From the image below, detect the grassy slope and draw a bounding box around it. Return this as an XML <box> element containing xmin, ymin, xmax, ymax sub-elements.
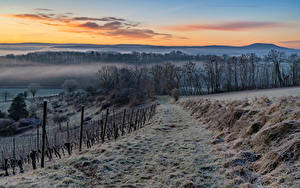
<box><xmin>1</xmin><ymin>88</ymin><xmax>299</xmax><ymax>187</ymax></box>
<box><xmin>180</xmin><ymin>87</ymin><xmax>300</xmax><ymax>187</ymax></box>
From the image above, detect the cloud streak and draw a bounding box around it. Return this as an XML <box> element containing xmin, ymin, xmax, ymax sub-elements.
<box><xmin>162</xmin><ymin>21</ymin><xmax>290</xmax><ymax>32</ymax></box>
<box><xmin>280</xmin><ymin>40</ymin><xmax>300</xmax><ymax>44</ymax></box>
<box><xmin>73</xmin><ymin>16</ymin><xmax>125</xmax><ymax>22</ymax></box>
<box><xmin>3</xmin><ymin>12</ymin><xmax>174</xmax><ymax>40</ymax></box>
<box><xmin>33</xmin><ymin>8</ymin><xmax>53</xmax><ymax>11</ymax></box>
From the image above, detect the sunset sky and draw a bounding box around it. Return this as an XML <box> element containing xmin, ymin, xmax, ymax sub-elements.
<box><xmin>0</xmin><ymin>0</ymin><xmax>300</xmax><ymax>48</ymax></box>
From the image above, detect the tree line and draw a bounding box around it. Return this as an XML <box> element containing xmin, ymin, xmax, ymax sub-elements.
<box><xmin>5</xmin><ymin>51</ymin><xmax>206</xmax><ymax>64</ymax></box>
<box><xmin>96</xmin><ymin>50</ymin><xmax>300</xmax><ymax>96</ymax></box>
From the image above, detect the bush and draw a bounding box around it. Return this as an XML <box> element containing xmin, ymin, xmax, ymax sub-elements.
<box><xmin>62</xmin><ymin>79</ymin><xmax>79</xmax><ymax>93</ymax></box>
<box><xmin>171</xmin><ymin>88</ymin><xmax>180</xmax><ymax>101</ymax></box>
<box><xmin>0</xmin><ymin>110</ymin><xmax>6</xmax><ymax>118</ymax></box>
<box><xmin>8</xmin><ymin>94</ymin><xmax>28</xmax><ymax>121</ymax></box>
<box><xmin>28</xmin><ymin>83</ymin><xmax>40</xmax><ymax>98</ymax></box>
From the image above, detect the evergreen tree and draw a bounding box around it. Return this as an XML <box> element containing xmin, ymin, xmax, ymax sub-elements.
<box><xmin>8</xmin><ymin>94</ymin><xmax>28</xmax><ymax>121</ymax></box>
<box><xmin>0</xmin><ymin>110</ymin><xmax>5</xmax><ymax>118</ymax></box>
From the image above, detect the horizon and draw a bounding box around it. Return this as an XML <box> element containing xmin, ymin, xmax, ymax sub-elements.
<box><xmin>0</xmin><ymin>42</ymin><xmax>299</xmax><ymax>50</ymax></box>
<box><xmin>0</xmin><ymin>0</ymin><xmax>300</xmax><ymax>48</ymax></box>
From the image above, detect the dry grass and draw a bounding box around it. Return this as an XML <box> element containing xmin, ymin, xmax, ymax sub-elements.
<box><xmin>180</xmin><ymin>96</ymin><xmax>300</xmax><ymax>187</ymax></box>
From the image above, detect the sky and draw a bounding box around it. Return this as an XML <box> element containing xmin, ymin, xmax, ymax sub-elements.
<box><xmin>0</xmin><ymin>0</ymin><xmax>300</xmax><ymax>48</ymax></box>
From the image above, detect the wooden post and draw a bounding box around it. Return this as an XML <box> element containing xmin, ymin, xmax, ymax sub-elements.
<box><xmin>41</xmin><ymin>100</ymin><xmax>47</xmax><ymax>168</ymax></box>
<box><xmin>13</xmin><ymin>137</ymin><xmax>16</xmax><ymax>159</ymax></box>
<box><xmin>134</xmin><ymin>110</ymin><xmax>139</xmax><ymax>131</ymax></box>
<box><xmin>45</xmin><ymin>134</ymin><xmax>52</xmax><ymax>161</ymax></box>
<box><xmin>128</xmin><ymin>109</ymin><xmax>134</xmax><ymax>133</ymax></box>
<box><xmin>121</xmin><ymin>109</ymin><xmax>126</xmax><ymax>136</ymax></box>
<box><xmin>37</xmin><ymin>124</ymin><xmax>40</xmax><ymax>151</ymax></box>
<box><xmin>1</xmin><ymin>149</ymin><xmax>4</xmax><ymax>167</ymax></box>
<box><xmin>79</xmin><ymin>105</ymin><xmax>85</xmax><ymax>152</ymax></box>
<box><xmin>102</xmin><ymin>109</ymin><xmax>109</xmax><ymax>143</ymax></box>
<box><xmin>148</xmin><ymin>105</ymin><xmax>153</xmax><ymax>121</ymax></box>
<box><xmin>67</xmin><ymin>122</ymin><xmax>70</xmax><ymax>143</ymax></box>
<box><xmin>142</xmin><ymin>109</ymin><xmax>147</xmax><ymax>125</ymax></box>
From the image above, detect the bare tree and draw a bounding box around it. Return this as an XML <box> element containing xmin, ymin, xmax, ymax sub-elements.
<box><xmin>267</xmin><ymin>50</ymin><xmax>285</xmax><ymax>87</ymax></box>
<box><xmin>62</xmin><ymin>79</ymin><xmax>79</xmax><ymax>93</ymax></box>
<box><xmin>225</xmin><ymin>57</ymin><xmax>233</xmax><ymax>91</ymax></box>
<box><xmin>1</xmin><ymin>90</ymin><xmax>11</xmax><ymax>102</ymax></box>
<box><xmin>97</xmin><ymin>66</ymin><xmax>118</xmax><ymax>90</ymax></box>
<box><xmin>288</xmin><ymin>54</ymin><xmax>299</xmax><ymax>86</ymax></box>
<box><xmin>28</xmin><ymin>83</ymin><xmax>40</xmax><ymax>99</ymax></box>
<box><xmin>239</xmin><ymin>54</ymin><xmax>249</xmax><ymax>90</ymax></box>
<box><xmin>248</xmin><ymin>53</ymin><xmax>259</xmax><ymax>89</ymax></box>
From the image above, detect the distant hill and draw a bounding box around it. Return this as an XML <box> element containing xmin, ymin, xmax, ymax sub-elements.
<box><xmin>242</xmin><ymin>43</ymin><xmax>292</xmax><ymax>50</ymax></box>
<box><xmin>0</xmin><ymin>43</ymin><xmax>299</xmax><ymax>56</ymax></box>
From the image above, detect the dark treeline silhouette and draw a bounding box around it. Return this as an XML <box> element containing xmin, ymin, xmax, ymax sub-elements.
<box><xmin>96</xmin><ymin>50</ymin><xmax>300</xmax><ymax>95</ymax></box>
<box><xmin>5</xmin><ymin>51</ymin><xmax>206</xmax><ymax>64</ymax></box>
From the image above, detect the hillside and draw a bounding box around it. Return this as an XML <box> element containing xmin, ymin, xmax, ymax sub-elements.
<box><xmin>0</xmin><ymin>97</ymin><xmax>226</xmax><ymax>187</ymax></box>
<box><xmin>1</xmin><ymin>88</ymin><xmax>299</xmax><ymax>187</ymax></box>
<box><xmin>180</xmin><ymin>87</ymin><xmax>300</xmax><ymax>187</ymax></box>
<box><xmin>0</xmin><ymin>43</ymin><xmax>299</xmax><ymax>56</ymax></box>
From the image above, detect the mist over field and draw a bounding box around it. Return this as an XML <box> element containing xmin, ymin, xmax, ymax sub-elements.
<box><xmin>0</xmin><ymin>43</ymin><xmax>299</xmax><ymax>88</ymax></box>
<box><xmin>0</xmin><ymin>63</ymin><xmax>102</xmax><ymax>87</ymax></box>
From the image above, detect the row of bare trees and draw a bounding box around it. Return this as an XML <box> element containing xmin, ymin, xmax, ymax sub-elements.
<box><xmin>191</xmin><ymin>50</ymin><xmax>300</xmax><ymax>94</ymax></box>
<box><xmin>96</xmin><ymin>50</ymin><xmax>300</xmax><ymax>96</ymax></box>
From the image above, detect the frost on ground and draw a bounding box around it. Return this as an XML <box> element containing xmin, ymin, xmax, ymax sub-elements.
<box><xmin>184</xmin><ymin>87</ymin><xmax>300</xmax><ymax>101</ymax></box>
<box><xmin>0</xmin><ymin>101</ymin><xmax>226</xmax><ymax>187</ymax></box>
<box><xmin>180</xmin><ymin>94</ymin><xmax>300</xmax><ymax>187</ymax></box>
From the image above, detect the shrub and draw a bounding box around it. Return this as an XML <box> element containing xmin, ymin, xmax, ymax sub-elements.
<box><xmin>8</xmin><ymin>94</ymin><xmax>28</xmax><ymax>121</ymax></box>
<box><xmin>28</xmin><ymin>83</ymin><xmax>40</xmax><ymax>98</ymax></box>
<box><xmin>62</xmin><ymin>79</ymin><xmax>79</xmax><ymax>93</ymax></box>
<box><xmin>0</xmin><ymin>110</ymin><xmax>6</xmax><ymax>118</ymax></box>
<box><xmin>171</xmin><ymin>88</ymin><xmax>180</xmax><ymax>101</ymax></box>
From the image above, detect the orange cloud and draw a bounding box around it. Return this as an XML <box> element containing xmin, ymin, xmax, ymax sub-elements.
<box><xmin>3</xmin><ymin>13</ymin><xmax>174</xmax><ymax>40</ymax></box>
<box><xmin>162</xmin><ymin>21</ymin><xmax>291</xmax><ymax>31</ymax></box>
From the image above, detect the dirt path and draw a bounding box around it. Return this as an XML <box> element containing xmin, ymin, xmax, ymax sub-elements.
<box><xmin>1</xmin><ymin>98</ymin><xmax>224</xmax><ymax>187</ymax></box>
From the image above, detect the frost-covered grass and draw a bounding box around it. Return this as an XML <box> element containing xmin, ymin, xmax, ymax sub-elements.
<box><xmin>0</xmin><ymin>102</ymin><xmax>227</xmax><ymax>187</ymax></box>
<box><xmin>1</xmin><ymin>88</ymin><xmax>300</xmax><ymax>187</ymax></box>
<box><xmin>180</xmin><ymin>93</ymin><xmax>300</xmax><ymax>187</ymax></box>
<box><xmin>183</xmin><ymin>87</ymin><xmax>300</xmax><ymax>101</ymax></box>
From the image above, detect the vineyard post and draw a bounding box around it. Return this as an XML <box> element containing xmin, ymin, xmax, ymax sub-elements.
<box><xmin>148</xmin><ymin>105</ymin><xmax>153</xmax><ymax>121</ymax></box>
<box><xmin>97</xmin><ymin>119</ymin><xmax>101</xmax><ymax>141</ymax></box>
<box><xmin>134</xmin><ymin>110</ymin><xmax>139</xmax><ymax>131</ymax></box>
<box><xmin>13</xmin><ymin>137</ymin><xmax>16</xmax><ymax>160</ymax></box>
<box><xmin>67</xmin><ymin>122</ymin><xmax>70</xmax><ymax>143</ymax></box>
<box><xmin>41</xmin><ymin>100</ymin><xmax>47</xmax><ymax>168</ymax></box>
<box><xmin>151</xmin><ymin>105</ymin><xmax>155</xmax><ymax>118</ymax></box>
<box><xmin>37</xmin><ymin>124</ymin><xmax>40</xmax><ymax>151</ymax></box>
<box><xmin>121</xmin><ymin>109</ymin><xmax>126</xmax><ymax>136</ymax></box>
<box><xmin>138</xmin><ymin>109</ymin><xmax>143</xmax><ymax>128</ymax></box>
<box><xmin>102</xmin><ymin>109</ymin><xmax>109</xmax><ymax>143</ymax></box>
<box><xmin>1</xmin><ymin>149</ymin><xmax>3</xmax><ymax>166</ymax></box>
<box><xmin>128</xmin><ymin>109</ymin><xmax>134</xmax><ymax>133</ymax></box>
<box><xmin>143</xmin><ymin>108</ymin><xmax>147</xmax><ymax>125</ymax></box>
<box><xmin>79</xmin><ymin>105</ymin><xmax>85</xmax><ymax>152</ymax></box>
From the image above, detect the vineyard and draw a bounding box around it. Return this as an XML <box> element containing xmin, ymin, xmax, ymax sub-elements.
<box><xmin>0</xmin><ymin>101</ymin><xmax>157</xmax><ymax>177</ymax></box>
